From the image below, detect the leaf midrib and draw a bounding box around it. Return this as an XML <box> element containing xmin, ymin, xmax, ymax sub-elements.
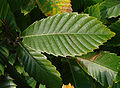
<box><xmin>21</xmin><ymin>33</ymin><xmax>113</xmax><ymax>38</ymax></box>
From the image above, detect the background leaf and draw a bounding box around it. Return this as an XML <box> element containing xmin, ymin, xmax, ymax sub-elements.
<box><xmin>7</xmin><ymin>0</ymin><xmax>35</xmax><ymax>15</ymax></box>
<box><xmin>105</xmin><ymin>19</ymin><xmax>120</xmax><ymax>47</ymax></box>
<box><xmin>0</xmin><ymin>46</ymin><xmax>31</xmax><ymax>88</ymax></box>
<box><xmin>0</xmin><ymin>0</ymin><xmax>20</xmax><ymax>38</ymax></box>
<box><xmin>36</xmin><ymin>0</ymin><xmax>72</xmax><ymax>16</ymax></box>
<box><xmin>0</xmin><ymin>76</ymin><xmax>16</xmax><ymax>88</ymax></box>
<box><xmin>45</xmin><ymin>54</ymin><xmax>106</xmax><ymax>88</ymax></box>
<box><xmin>0</xmin><ymin>0</ymin><xmax>9</xmax><ymax>19</ymax></box>
<box><xmin>67</xmin><ymin>59</ymin><xmax>92</xmax><ymax>88</ymax></box>
<box><xmin>100</xmin><ymin>0</ymin><xmax>120</xmax><ymax>18</ymax></box>
<box><xmin>5</xmin><ymin>10</ymin><xmax>21</xmax><ymax>36</ymax></box>
<box><xmin>85</xmin><ymin>4</ymin><xmax>101</xmax><ymax>20</ymax></box>
<box><xmin>77</xmin><ymin>51</ymin><xmax>120</xmax><ymax>87</ymax></box>
<box><xmin>0</xmin><ymin>46</ymin><xmax>9</xmax><ymax>65</ymax></box>
<box><xmin>39</xmin><ymin>84</ymin><xmax>46</xmax><ymax>88</ymax></box>
<box><xmin>71</xmin><ymin>0</ymin><xmax>103</xmax><ymax>12</ymax></box>
<box><xmin>17</xmin><ymin>43</ymin><xmax>62</xmax><ymax>88</ymax></box>
<box><xmin>21</xmin><ymin>0</ymin><xmax>36</xmax><ymax>15</ymax></box>
<box><xmin>7</xmin><ymin>0</ymin><xmax>30</xmax><ymax>12</ymax></box>
<box><xmin>0</xmin><ymin>64</ymin><xmax>4</xmax><ymax>76</ymax></box>
<box><xmin>14</xmin><ymin>59</ymin><xmax>37</xmax><ymax>88</ymax></box>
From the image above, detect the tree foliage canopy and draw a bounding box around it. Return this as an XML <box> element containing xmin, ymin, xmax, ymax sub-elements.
<box><xmin>0</xmin><ymin>0</ymin><xmax>120</xmax><ymax>88</ymax></box>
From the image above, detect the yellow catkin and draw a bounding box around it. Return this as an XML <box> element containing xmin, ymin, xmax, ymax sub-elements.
<box><xmin>62</xmin><ymin>83</ymin><xmax>74</xmax><ymax>88</ymax></box>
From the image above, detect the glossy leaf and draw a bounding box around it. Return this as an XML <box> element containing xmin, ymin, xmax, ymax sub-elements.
<box><xmin>71</xmin><ymin>0</ymin><xmax>92</xmax><ymax>11</ymax></box>
<box><xmin>0</xmin><ymin>76</ymin><xmax>16</xmax><ymax>88</ymax></box>
<box><xmin>39</xmin><ymin>84</ymin><xmax>46</xmax><ymax>88</ymax></box>
<box><xmin>0</xmin><ymin>0</ymin><xmax>9</xmax><ymax>19</ymax></box>
<box><xmin>22</xmin><ymin>13</ymin><xmax>115</xmax><ymax>57</ymax></box>
<box><xmin>59</xmin><ymin>57</ymin><xmax>104</xmax><ymax>88</ymax></box>
<box><xmin>85</xmin><ymin>4</ymin><xmax>101</xmax><ymax>20</ymax></box>
<box><xmin>107</xmin><ymin>19</ymin><xmax>120</xmax><ymax>46</ymax></box>
<box><xmin>8</xmin><ymin>54</ymin><xmax>16</xmax><ymax>65</ymax></box>
<box><xmin>13</xmin><ymin>60</ymin><xmax>36</xmax><ymax>88</ymax></box>
<box><xmin>5</xmin><ymin>63</ymin><xmax>31</xmax><ymax>88</ymax></box>
<box><xmin>0</xmin><ymin>46</ymin><xmax>31</xmax><ymax>87</ymax></box>
<box><xmin>21</xmin><ymin>0</ymin><xmax>36</xmax><ymax>15</ymax></box>
<box><xmin>71</xmin><ymin>0</ymin><xmax>103</xmax><ymax>11</ymax></box>
<box><xmin>26</xmin><ymin>77</ymin><xmax>36</xmax><ymax>88</ymax></box>
<box><xmin>77</xmin><ymin>51</ymin><xmax>120</xmax><ymax>87</ymax></box>
<box><xmin>7</xmin><ymin>0</ymin><xmax>29</xmax><ymax>12</ymax></box>
<box><xmin>17</xmin><ymin>44</ymin><xmax>62</xmax><ymax>88</ymax></box>
<box><xmin>8</xmin><ymin>0</ymin><xmax>36</xmax><ymax>15</ymax></box>
<box><xmin>100</xmin><ymin>0</ymin><xmax>120</xmax><ymax>18</ymax></box>
<box><xmin>0</xmin><ymin>64</ymin><xmax>4</xmax><ymax>76</ymax></box>
<box><xmin>0</xmin><ymin>46</ymin><xmax>9</xmax><ymax>65</ymax></box>
<box><xmin>6</xmin><ymin>10</ymin><xmax>21</xmax><ymax>36</ymax></box>
<box><xmin>0</xmin><ymin>46</ymin><xmax>9</xmax><ymax>57</ymax></box>
<box><xmin>0</xmin><ymin>0</ymin><xmax>20</xmax><ymax>37</ymax></box>
<box><xmin>68</xmin><ymin>59</ymin><xmax>92</xmax><ymax>88</ymax></box>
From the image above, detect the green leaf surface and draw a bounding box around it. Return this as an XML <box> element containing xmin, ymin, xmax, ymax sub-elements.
<box><xmin>14</xmin><ymin>62</ymin><xmax>36</xmax><ymax>88</ymax></box>
<box><xmin>100</xmin><ymin>0</ymin><xmax>120</xmax><ymax>18</ymax></box>
<box><xmin>0</xmin><ymin>0</ymin><xmax>20</xmax><ymax>38</ymax></box>
<box><xmin>68</xmin><ymin>59</ymin><xmax>105</xmax><ymax>88</ymax></box>
<box><xmin>7</xmin><ymin>0</ymin><xmax>30</xmax><ymax>12</ymax></box>
<box><xmin>92</xmin><ymin>0</ymin><xmax>103</xmax><ymax>3</ymax></box>
<box><xmin>71</xmin><ymin>0</ymin><xmax>92</xmax><ymax>11</ymax></box>
<box><xmin>0</xmin><ymin>0</ymin><xmax>9</xmax><ymax>19</ymax></box>
<box><xmin>0</xmin><ymin>46</ymin><xmax>9</xmax><ymax>65</ymax></box>
<box><xmin>85</xmin><ymin>4</ymin><xmax>101</xmax><ymax>20</ymax></box>
<box><xmin>109</xmin><ymin>20</ymin><xmax>120</xmax><ymax>34</ymax></box>
<box><xmin>14</xmin><ymin>11</ymin><xmax>32</xmax><ymax>32</ymax></box>
<box><xmin>114</xmin><ymin>62</ymin><xmax>120</xmax><ymax>85</ymax></box>
<box><xmin>6</xmin><ymin>10</ymin><xmax>21</xmax><ymax>37</ymax></box>
<box><xmin>14</xmin><ymin>61</ymin><xmax>35</xmax><ymax>88</ymax></box>
<box><xmin>71</xmin><ymin>0</ymin><xmax>103</xmax><ymax>11</ymax></box>
<box><xmin>21</xmin><ymin>0</ymin><xmax>36</xmax><ymax>15</ymax></box>
<box><xmin>0</xmin><ymin>46</ymin><xmax>31</xmax><ymax>87</ymax></box>
<box><xmin>107</xmin><ymin>19</ymin><xmax>120</xmax><ymax>46</ymax></box>
<box><xmin>0</xmin><ymin>46</ymin><xmax>9</xmax><ymax>57</ymax></box>
<box><xmin>68</xmin><ymin>59</ymin><xmax>92</xmax><ymax>88</ymax></box>
<box><xmin>22</xmin><ymin>13</ymin><xmax>115</xmax><ymax>57</ymax></box>
<box><xmin>5</xmin><ymin>63</ymin><xmax>31</xmax><ymax>88</ymax></box>
<box><xmin>8</xmin><ymin>54</ymin><xmax>16</xmax><ymax>65</ymax></box>
<box><xmin>0</xmin><ymin>21</ymin><xmax>2</xmax><ymax>27</ymax></box>
<box><xmin>0</xmin><ymin>64</ymin><xmax>4</xmax><ymax>76</ymax></box>
<box><xmin>8</xmin><ymin>0</ymin><xmax>36</xmax><ymax>15</ymax></box>
<box><xmin>112</xmin><ymin>82</ymin><xmax>120</xmax><ymax>88</ymax></box>
<box><xmin>17</xmin><ymin>43</ymin><xmax>62</xmax><ymax>88</ymax></box>
<box><xmin>26</xmin><ymin>77</ymin><xmax>36</xmax><ymax>88</ymax></box>
<box><xmin>39</xmin><ymin>84</ymin><xmax>46</xmax><ymax>88</ymax></box>
<box><xmin>0</xmin><ymin>76</ymin><xmax>16</xmax><ymax>88</ymax></box>
<box><xmin>77</xmin><ymin>51</ymin><xmax>120</xmax><ymax>87</ymax></box>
